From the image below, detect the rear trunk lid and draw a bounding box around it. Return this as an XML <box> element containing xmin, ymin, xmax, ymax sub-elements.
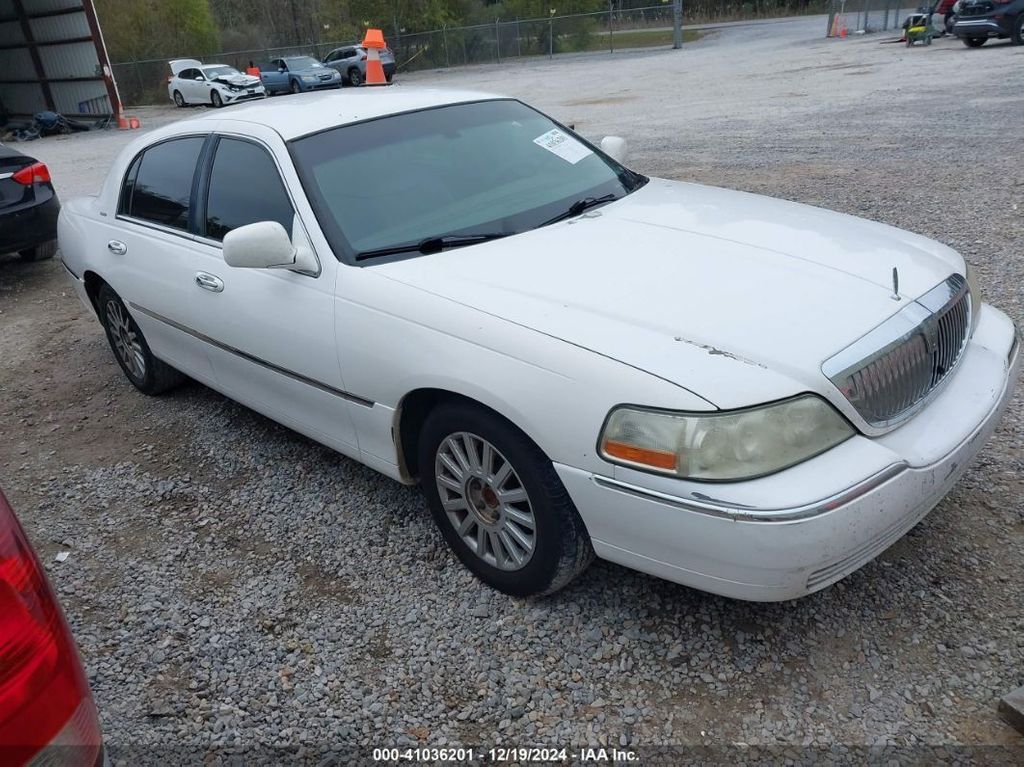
<box><xmin>0</xmin><ymin>145</ymin><xmax>34</xmax><ymax>211</ymax></box>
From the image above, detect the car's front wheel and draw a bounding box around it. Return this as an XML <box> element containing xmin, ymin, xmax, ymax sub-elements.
<box><xmin>97</xmin><ymin>284</ymin><xmax>185</xmax><ymax>395</ymax></box>
<box><xmin>19</xmin><ymin>240</ymin><xmax>57</xmax><ymax>261</ymax></box>
<box><xmin>210</xmin><ymin>90</ymin><xmax>223</xmax><ymax>108</ymax></box>
<box><xmin>1012</xmin><ymin>15</ymin><xmax>1023</xmax><ymax>44</ymax></box>
<box><xmin>348</xmin><ymin>67</ymin><xmax>363</xmax><ymax>86</ymax></box>
<box><xmin>173</xmin><ymin>90</ymin><xmax>185</xmax><ymax>107</ymax></box>
<box><xmin>418</xmin><ymin>401</ymin><xmax>594</xmax><ymax>596</ymax></box>
<box><xmin>962</xmin><ymin>36</ymin><xmax>987</xmax><ymax>46</ymax></box>
<box><xmin>289</xmin><ymin>79</ymin><xmax>301</xmax><ymax>94</ymax></box>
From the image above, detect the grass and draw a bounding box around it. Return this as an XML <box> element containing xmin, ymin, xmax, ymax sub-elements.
<box><xmin>581</xmin><ymin>28</ymin><xmax>707</xmax><ymax>52</ymax></box>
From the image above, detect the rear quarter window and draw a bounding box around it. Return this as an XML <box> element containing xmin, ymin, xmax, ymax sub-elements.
<box><xmin>121</xmin><ymin>137</ymin><xmax>205</xmax><ymax>231</ymax></box>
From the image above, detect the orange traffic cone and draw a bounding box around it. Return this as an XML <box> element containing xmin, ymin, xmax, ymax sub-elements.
<box><xmin>362</xmin><ymin>28</ymin><xmax>389</xmax><ymax>86</ymax></box>
<box><xmin>117</xmin><ymin>110</ymin><xmax>140</xmax><ymax>130</ymax></box>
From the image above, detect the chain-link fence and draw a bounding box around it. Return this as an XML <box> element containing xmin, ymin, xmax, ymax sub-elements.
<box><xmin>113</xmin><ymin>4</ymin><xmax>824</xmax><ymax>107</ymax></box>
<box><xmin>825</xmin><ymin>0</ymin><xmax>908</xmax><ymax>35</ymax></box>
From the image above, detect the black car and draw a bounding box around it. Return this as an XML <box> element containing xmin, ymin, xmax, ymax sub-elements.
<box><xmin>1</xmin><ymin>143</ymin><xmax>59</xmax><ymax>261</ymax></box>
<box><xmin>953</xmin><ymin>0</ymin><xmax>1024</xmax><ymax>46</ymax></box>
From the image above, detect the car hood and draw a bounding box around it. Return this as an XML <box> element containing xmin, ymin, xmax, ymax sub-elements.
<box><xmin>375</xmin><ymin>178</ymin><xmax>964</xmax><ymax>411</ymax></box>
<box><xmin>212</xmin><ymin>73</ymin><xmax>261</xmax><ymax>87</ymax></box>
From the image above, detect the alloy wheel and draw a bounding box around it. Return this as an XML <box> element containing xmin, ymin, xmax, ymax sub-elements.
<box><xmin>434</xmin><ymin>432</ymin><xmax>537</xmax><ymax>571</ymax></box>
<box><xmin>106</xmin><ymin>300</ymin><xmax>146</xmax><ymax>380</ymax></box>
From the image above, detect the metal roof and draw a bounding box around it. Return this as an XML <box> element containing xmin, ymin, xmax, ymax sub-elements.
<box><xmin>0</xmin><ymin>0</ymin><xmax>120</xmax><ymax>119</ymax></box>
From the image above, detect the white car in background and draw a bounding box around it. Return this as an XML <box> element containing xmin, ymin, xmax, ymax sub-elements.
<box><xmin>167</xmin><ymin>59</ymin><xmax>265</xmax><ymax>108</ymax></box>
<box><xmin>57</xmin><ymin>90</ymin><xmax>1020</xmax><ymax>601</ymax></box>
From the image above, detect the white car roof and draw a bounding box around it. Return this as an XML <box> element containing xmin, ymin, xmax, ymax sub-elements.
<box><xmin>164</xmin><ymin>87</ymin><xmax>504</xmax><ymax>141</ymax></box>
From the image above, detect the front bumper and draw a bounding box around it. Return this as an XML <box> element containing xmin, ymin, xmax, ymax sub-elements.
<box><xmin>953</xmin><ymin>18</ymin><xmax>1010</xmax><ymax>37</ymax></box>
<box><xmin>222</xmin><ymin>87</ymin><xmax>266</xmax><ymax>103</ymax></box>
<box><xmin>301</xmin><ymin>78</ymin><xmax>341</xmax><ymax>91</ymax></box>
<box><xmin>557</xmin><ymin>303</ymin><xmax>1020</xmax><ymax>601</ymax></box>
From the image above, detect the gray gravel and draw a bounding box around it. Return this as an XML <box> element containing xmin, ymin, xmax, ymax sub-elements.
<box><xmin>1</xmin><ymin>15</ymin><xmax>1022</xmax><ymax>759</ymax></box>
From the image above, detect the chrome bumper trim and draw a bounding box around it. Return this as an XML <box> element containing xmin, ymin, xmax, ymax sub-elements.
<box><xmin>593</xmin><ymin>463</ymin><xmax>907</xmax><ymax>523</ymax></box>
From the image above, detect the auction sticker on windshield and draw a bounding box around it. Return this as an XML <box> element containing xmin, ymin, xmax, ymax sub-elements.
<box><xmin>532</xmin><ymin>128</ymin><xmax>592</xmax><ymax>164</ymax></box>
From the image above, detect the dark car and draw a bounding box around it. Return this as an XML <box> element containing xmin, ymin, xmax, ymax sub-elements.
<box><xmin>0</xmin><ymin>488</ymin><xmax>104</xmax><ymax>764</ymax></box>
<box><xmin>953</xmin><ymin>0</ymin><xmax>1024</xmax><ymax>45</ymax></box>
<box><xmin>322</xmin><ymin>45</ymin><xmax>396</xmax><ymax>86</ymax></box>
<box><xmin>1</xmin><ymin>143</ymin><xmax>59</xmax><ymax>261</ymax></box>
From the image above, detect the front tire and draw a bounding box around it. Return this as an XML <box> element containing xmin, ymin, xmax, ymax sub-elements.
<box><xmin>348</xmin><ymin>67</ymin><xmax>363</xmax><ymax>86</ymax></box>
<box><xmin>19</xmin><ymin>240</ymin><xmax>57</xmax><ymax>261</ymax></box>
<box><xmin>1012</xmin><ymin>15</ymin><xmax>1024</xmax><ymax>44</ymax></box>
<box><xmin>210</xmin><ymin>90</ymin><xmax>223</xmax><ymax>108</ymax></box>
<box><xmin>173</xmin><ymin>90</ymin><xmax>185</xmax><ymax>107</ymax></box>
<box><xmin>97</xmin><ymin>284</ymin><xmax>185</xmax><ymax>395</ymax></box>
<box><xmin>289</xmin><ymin>79</ymin><xmax>301</xmax><ymax>94</ymax></box>
<box><xmin>418</xmin><ymin>401</ymin><xmax>594</xmax><ymax>597</ymax></box>
<box><xmin>962</xmin><ymin>36</ymin><xmax>987</xmax><ymax>46</ymax></box>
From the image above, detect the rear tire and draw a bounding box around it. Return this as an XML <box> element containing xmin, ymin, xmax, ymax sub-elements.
<box><xmin>97</xmin><ymin>284</ymin><xmax>185</xmax><ymax>395</ymax></box>
<box><xmin>18</xmin><ymin>240</ymin><xmax>57</xmax><ymax>261</ymax></box>
<box><xmin>418</xmin><ymin>400</ymin><xmax>594</xmax><ymax>597</ymax></box>
<box><xmin>173</xmin><ymin>90</ymin><xmax>185</xmax><ymax>107</ymax></box>
<box><xmin>1012</xmin><ymin>16</ymin><xmax>1024</xmax><ymax>44</ymax></box>
<box><xmin>348</xmin><ymin>67</ymin><xmax>363</xmax><ymax>87</ymax></box>
<box><xmin>962</xmin><ymin>36</ymin><xmax>987</xmax><ymax>46</ymax></box>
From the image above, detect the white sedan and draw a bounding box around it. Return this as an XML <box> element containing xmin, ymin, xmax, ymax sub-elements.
<box><xmin>167</xmin><ymin>59</ymin><xmax>265</xmax><ymax>108</ymax></box>
<box><xmin>58</xmin><ymin>89</ymin><xmax>1020</xmax><ymax>601</ymax></box>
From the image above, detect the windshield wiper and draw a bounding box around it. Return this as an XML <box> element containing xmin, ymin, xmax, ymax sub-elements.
<box><xmin>540</xmin><ymin>193</ymin><xmax>619</xmax><ymax>227</ymax></box>
<box><xmin>355</xmin><ymin>232</ymin><xmax>513</xmax><ymax>261</ymax></box>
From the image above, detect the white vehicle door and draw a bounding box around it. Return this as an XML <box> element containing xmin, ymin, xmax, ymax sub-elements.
<box><xmin>99</xmin><ymin>133</ymin><xmax>218</xmax><ymax>381</ymax></box>
<box><xmin>176</xmin><ymin>68</ymin><xmax>203</xmax><ymax>103</ymax></box>
<box><xmin>179</xmin><ymin>123</ymin><xmax>360</xmax><ymax>455</ymax></box>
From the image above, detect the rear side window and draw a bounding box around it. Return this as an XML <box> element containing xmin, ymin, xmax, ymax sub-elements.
<box><xmin>123</xmin><ymin>137</ymin><xmax>204</xmax><ymax>230</ymax></box>
<box><xmin>204</xmin><ymin>138</ymin><xmax>293</xmax><ymax>241</ymax></box>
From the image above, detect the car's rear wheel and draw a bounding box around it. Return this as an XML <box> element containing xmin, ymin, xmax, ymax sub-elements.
<box><xmin>18</xmin><ymin>240</ymin><xmax>57</xmax><ymax>262</ymax></box>
<box><xmin>962</xmin><ymin>36</ymin><xmax>987</xmax><ymax>46</ymax></box>
<box><xmin>289</xmin><ymin>79</ymin><xmax>301</xmax><ymax>94</ymax></box>
<box><xmin>97</xmin><ymin>284</ymin><xmax>185</xmax><ymax>395</ymax></box>
<box><xmin>210</xmin><ymin>90</ymin><xmax>223</xmax><ymax>108</ymax></box>
<box><xmin>173</xmin><ymin>90</ymin><xmax>185</xmax><ymax>107</ymax></box>
<box><xmin>418</xmin><ymin>401</ymin><xmax>594</xmax><ymax>597</ymax></box>
<box><xmin>348</xmin><ymin>67</ymin><xmax>363</xmax><ymax>86</ymax></box>
<box><xmin>1012</xmin><ymin>15</ymin><xmax>1024</xmax><ymax>44</ymax></box>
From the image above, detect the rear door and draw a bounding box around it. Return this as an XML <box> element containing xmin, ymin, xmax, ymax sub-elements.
<box><xmin>98</xmin><ymin>134</ymin><xmax>217</xmax><ymax>380</ymax></box>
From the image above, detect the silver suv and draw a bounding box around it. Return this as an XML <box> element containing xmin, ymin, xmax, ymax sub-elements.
<box><xmin>322</xmin><ymin>45</ymin><xmax>396</xmax><ymax>86</ymax></box>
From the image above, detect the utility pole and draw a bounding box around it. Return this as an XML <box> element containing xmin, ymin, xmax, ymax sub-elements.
<box><xmin>549</xmin><ymin>9</ymin><xmax>555</xmax><ymax>59</ymax></box>
<box><xmin>672</xmin><ymin>0</ymin><xmax>683</xmax><ymax>49</ymax></box>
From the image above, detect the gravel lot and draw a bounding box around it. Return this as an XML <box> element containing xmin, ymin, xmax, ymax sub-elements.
<box><xmin>1</xmin><ymin>15</ymin><xmax>1022</xmax><ymax>761</ymax></box>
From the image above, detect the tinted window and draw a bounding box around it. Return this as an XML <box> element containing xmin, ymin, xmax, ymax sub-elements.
<box><xmin>204</xmin><ymin>138</ymin><xmax>293</xmax><ymax>241</ymax></box>
<box><xmin>128</xmin><ymin>137</ymin><xmax>204</xmax><ymax>230</ymax></box>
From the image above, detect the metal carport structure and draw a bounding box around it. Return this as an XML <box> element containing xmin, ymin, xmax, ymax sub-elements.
<box><xmin>0</xmin><ymin>0</ymin><xmax>121</xmax><ymax>123</ymax></box>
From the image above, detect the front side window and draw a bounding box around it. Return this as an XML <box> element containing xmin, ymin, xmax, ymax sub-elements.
<box><xmin>289</xmin><ymin>99</ymin><xmax>642</xmax><ymax>261</ymax></box>
<box><xmin>204</xmin><ymin>138</ymin><xmax>294</xmax><ymax>241</ymax></box>
<box><xmin>125</xmin><ymin>137</ymin><xmax>205</xmax><ymax>230</ymax></box>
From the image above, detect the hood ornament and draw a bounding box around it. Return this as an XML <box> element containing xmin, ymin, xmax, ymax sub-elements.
<box><xmin>891</xmin><ymin>267</ymin><xmax>901</xmax><ymax>301</ymax></box>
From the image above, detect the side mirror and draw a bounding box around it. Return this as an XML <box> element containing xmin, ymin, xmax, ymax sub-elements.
<box><xmin>223</xmin><ymin>221</ymin><xmax>318</xmax><ymax>275</ymax></box>
<box><xmin>195</xmin><ymin>76</ymin><xmax>204</xmax><ymax>81</ymax></box>
<box><xmin>600</xmin><ymin>136</ymin><xmax>628</xmax><ymax>164</ymax></box>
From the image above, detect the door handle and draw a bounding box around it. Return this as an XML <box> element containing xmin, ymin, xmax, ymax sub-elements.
<box><xmin>107</xmin><ymin>240</ymin><xmax>127</xmax><ymax>255</ymax></box>
<box><xmin>194</xmin><ymin>272</ymin><xmax>224</xmax><ymax>293</ymax></box>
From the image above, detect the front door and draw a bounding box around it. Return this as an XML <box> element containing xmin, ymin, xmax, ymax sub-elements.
<box><xmin>180</xmin><ymin>126</ymin><xmax>360</xmax><ymax>456</ymax></box>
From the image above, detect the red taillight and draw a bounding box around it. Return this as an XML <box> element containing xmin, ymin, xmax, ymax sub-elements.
<box><xmin>10</xmin><ymin>163</ymin><xmax>50</xmax><ymax>186</ymax></box>
<box><xmin>0</xmin><ymin>490</ymin><xmax>101</xmax><ymax>766</ymax></box>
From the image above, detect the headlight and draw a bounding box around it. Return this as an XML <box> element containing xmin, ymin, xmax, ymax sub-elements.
<box><xmin>599</xmin><ymin>395</ymin><xmax>854</xmax><ymax>481</ymax></box>
<box><xmin>965</xmin><ymin>263</ymin><xmax>982</xmax><ymax>327</ymax></box>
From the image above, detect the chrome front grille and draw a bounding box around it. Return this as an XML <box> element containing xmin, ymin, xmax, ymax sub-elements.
<box><xmin>823</xmin><ymin>275</ymin><xmax>972</xmax><ymax>428</ymax></box>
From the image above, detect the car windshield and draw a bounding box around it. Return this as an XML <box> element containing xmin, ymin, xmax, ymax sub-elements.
<box><xmin>289</xmin><ymin>99</ymin><xmax>644</xmax><ymax>261</ymax></box>
<box><xmin>286</xmin><ymin>57</ymin><xmax>321</xmax><ymax>69</ymax></box>
<box><xmin>202</xmin><ymin>65</ymin><xmax>238</xmax><ymax>78</ymax></box>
